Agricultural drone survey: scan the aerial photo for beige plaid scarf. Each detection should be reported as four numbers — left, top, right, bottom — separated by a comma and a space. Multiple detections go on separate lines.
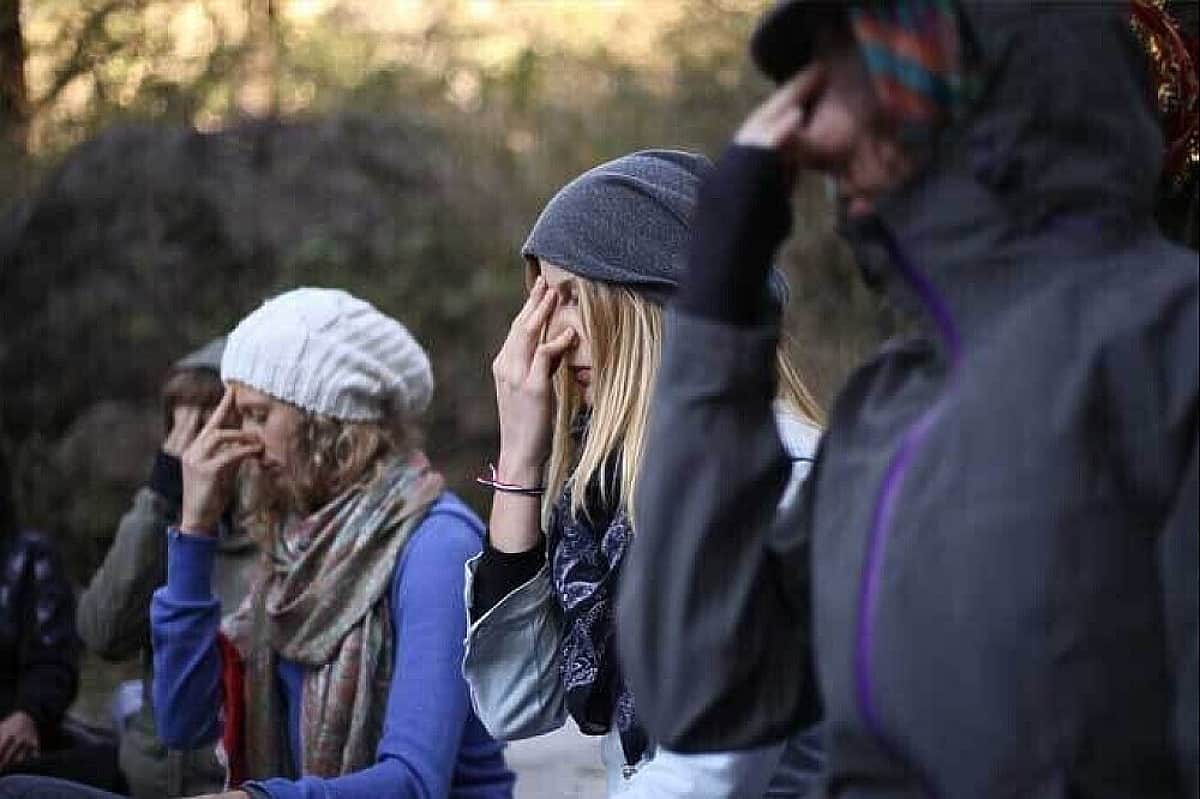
225, 453, 444, 779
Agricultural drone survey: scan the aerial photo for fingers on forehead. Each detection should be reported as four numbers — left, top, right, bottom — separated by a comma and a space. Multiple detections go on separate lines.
533, 290, 558, 322
201, 387, 235, 431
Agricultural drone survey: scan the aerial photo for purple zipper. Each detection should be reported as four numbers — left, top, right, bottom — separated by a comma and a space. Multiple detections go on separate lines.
853, 223, 961, 796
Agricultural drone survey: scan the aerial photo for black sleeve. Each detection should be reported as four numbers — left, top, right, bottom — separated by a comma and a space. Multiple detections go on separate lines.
617, 142, 819, 752
1158, 429, 1198, 797
470, 536, 547, 622
14, 540, 80, 735
677, 145, 794, 326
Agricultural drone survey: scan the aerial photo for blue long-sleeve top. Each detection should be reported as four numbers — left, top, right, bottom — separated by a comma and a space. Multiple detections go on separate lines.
150, 492, 514, 799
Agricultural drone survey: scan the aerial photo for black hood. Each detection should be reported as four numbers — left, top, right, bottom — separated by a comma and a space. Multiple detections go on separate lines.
756, 2, 1164, 318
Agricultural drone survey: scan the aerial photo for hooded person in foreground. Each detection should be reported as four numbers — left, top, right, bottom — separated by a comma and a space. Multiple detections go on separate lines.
619, 2, 1198, 797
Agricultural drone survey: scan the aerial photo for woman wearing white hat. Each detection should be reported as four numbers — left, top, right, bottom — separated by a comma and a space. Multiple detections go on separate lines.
0, 289, 515, 799
150, 288, 514, 799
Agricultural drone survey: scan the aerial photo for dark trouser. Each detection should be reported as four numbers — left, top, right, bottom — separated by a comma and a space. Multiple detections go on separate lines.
0, 744, 126, 796
0, 776, 123, 799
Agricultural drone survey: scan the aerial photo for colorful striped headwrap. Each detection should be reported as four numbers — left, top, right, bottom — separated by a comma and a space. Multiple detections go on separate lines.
849, 0, 981, 142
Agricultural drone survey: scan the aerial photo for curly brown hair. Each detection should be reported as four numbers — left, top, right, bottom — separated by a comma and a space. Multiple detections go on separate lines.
239, 410, 421, 539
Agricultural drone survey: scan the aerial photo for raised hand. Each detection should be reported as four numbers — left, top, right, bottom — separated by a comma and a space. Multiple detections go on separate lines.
735, 66, 826, 151
491, 276, 576, 488
0, 711, 39, 770
163, 404, 205, 457
179, 388, 262, 536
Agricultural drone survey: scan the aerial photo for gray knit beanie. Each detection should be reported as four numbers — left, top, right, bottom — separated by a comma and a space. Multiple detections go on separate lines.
521, 149, 711, 303
221, 288, 433, 422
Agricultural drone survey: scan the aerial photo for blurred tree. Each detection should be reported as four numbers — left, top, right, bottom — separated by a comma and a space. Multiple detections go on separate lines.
0, 0, 28, 152
238, 0, 281, 117
0, 0, 891, 573
0, 427, 14, 537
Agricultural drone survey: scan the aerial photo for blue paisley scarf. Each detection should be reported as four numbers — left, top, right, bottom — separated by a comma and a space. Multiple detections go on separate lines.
548, 419, 650, 767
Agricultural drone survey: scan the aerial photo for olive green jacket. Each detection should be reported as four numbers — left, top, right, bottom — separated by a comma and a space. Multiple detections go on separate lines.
77, 480, 257, 798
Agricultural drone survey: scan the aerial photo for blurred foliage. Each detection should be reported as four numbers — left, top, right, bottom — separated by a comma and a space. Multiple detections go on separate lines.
0, 0, 892, 582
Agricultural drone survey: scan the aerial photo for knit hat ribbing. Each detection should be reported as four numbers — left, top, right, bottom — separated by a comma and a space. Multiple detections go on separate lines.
522, 148, 791, 309
521, 149, 712, 303
221, 288, 433, 422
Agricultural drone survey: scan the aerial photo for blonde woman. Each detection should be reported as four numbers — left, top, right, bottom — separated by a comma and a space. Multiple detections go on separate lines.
464, 150, 824, 797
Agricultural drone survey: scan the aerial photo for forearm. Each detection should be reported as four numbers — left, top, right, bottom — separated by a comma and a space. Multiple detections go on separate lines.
150, 529, 224, 748
470, 536, 546, 621
618, 138, 816, 750
463, 559, 567, 740
485, 456, 544, 554
474, 451, 549, 620
676, 145, 793, 326
249, 758, 430, 799
619, 311, 818, 752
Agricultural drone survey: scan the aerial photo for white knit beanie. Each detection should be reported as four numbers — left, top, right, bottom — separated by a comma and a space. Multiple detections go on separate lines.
221, 288, 433, 422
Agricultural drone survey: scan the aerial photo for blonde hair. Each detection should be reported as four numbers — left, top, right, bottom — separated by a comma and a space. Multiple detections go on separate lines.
543, 275, 822, 527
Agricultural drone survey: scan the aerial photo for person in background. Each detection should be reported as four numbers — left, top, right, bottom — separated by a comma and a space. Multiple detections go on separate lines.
76, 339, 258, 798
0, 447, 84, 784
163, 288, 511, 799
620, 2, 1198, 797
465, 149, 824, 797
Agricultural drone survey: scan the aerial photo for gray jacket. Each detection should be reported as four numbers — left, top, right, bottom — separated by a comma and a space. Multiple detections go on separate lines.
77, 484, 256, 797
620, 4, 1198, 797
463, 410, 822, 797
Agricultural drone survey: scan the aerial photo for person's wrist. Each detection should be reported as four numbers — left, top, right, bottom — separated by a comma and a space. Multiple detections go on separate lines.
495, 453, 543, 488
178, 513, 217, 537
